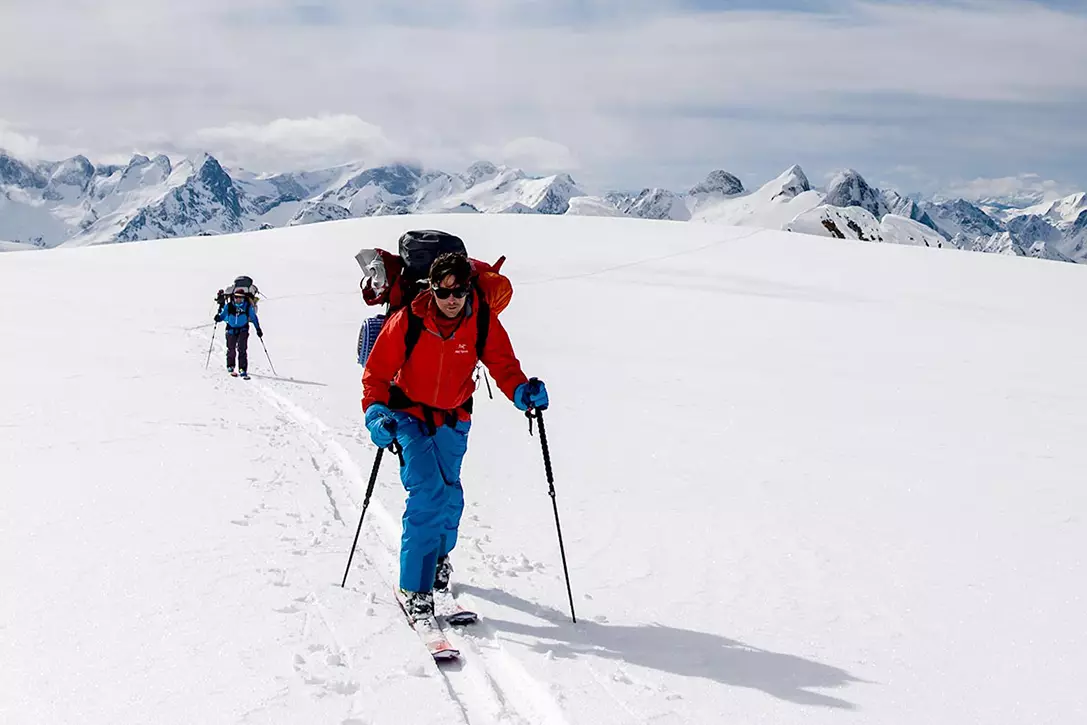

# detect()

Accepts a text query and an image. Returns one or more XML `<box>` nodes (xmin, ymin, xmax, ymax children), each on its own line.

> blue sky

<box><xmin>1</xmin><ymin>0</ymin><xmax>1085</xmax><ymax>200</ymax></box>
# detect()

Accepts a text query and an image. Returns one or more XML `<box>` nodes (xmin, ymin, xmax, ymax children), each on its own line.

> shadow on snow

<box><xmin>458</xmin><ymin>584</ymin><xmax>869</xmax><ymax>710</ymax></box>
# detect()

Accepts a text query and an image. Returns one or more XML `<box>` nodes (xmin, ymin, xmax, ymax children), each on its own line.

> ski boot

<box><xmin>434</xmin><ymin>556</ymin><xmax>452</xmax><ymax>592</ymax></box>
<box><xmin>399</xmin><ymin>588</ymin><xmax>435</xmax><ymax>623</ymax></box>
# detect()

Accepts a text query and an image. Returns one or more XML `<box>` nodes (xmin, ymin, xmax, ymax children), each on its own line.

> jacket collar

<box><xmin>410</xmin><ymin>288</ymin><xmax>475</xmax><ymax>332</ymax></box>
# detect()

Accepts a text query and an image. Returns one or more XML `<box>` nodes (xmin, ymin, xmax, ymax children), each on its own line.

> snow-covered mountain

<box><xmin>566</xmin><ymin>195</ymin><xmax>626</xmax><ymax>217</ymax></box>
<box><xmin>921</xmin><ymin>199</ymin><xmax>1004</xmax><ymax>240</ymax></box>
<box><xmin>0</xmin><ymin>150</ymin><xmax>585</xmax><ymax>249</ymax></box>
<box><xmin>690</xmin><ymin>165</ymin><xmax>823</xmax><ymax>229</ymax></box>
<box><xmin>786</xmin><ymin>206</ymin><xmax>950</xmax><ymax>249</ymax></box>
<box><xmin>609</xmin><ymin>188</ymin><xmax>692</xmax><ymax>221</ymax></box>
<box><xmin>2</xmin><ymin>147</ymin><xmax>1084</xmax><ymax>265</ymax></box>
<box><xmin>1007</xmin><ymin>192</ymin><xmax>1087</xmax><ymax>227</ymax></box>
<box><xmin>880</xmin><ymin>190</ymin><xmax>940</xmax><ymax>232</ymax></box>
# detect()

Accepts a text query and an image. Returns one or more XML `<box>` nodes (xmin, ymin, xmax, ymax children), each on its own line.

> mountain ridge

<box><xmin>1</xmin><ymin>148</ymin><xmax>1084</xmax><ymax>264</ymax></box>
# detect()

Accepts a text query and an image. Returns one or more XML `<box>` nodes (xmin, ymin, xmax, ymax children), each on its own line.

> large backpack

<box><xmin>355</xmin><ymin>230</ymin><xmax>511</xmax><ymax>367</ymax></box>
<box><xmin>215</xmin><ymin>275</ymin><xmax>261</xmax><ymax>314</ymax></box>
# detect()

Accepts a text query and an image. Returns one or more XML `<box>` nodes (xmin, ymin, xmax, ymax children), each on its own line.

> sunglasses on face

<box><xmin>431</xmin><ymin>283</ymin><xmax>469</xmax><ymax>300</ymax></box>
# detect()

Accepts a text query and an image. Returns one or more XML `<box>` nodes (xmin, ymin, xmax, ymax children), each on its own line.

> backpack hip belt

<box><xmin>387</xmin><ymin>385</ymin><xmax>473</xmax><ymax>437</ymax></box>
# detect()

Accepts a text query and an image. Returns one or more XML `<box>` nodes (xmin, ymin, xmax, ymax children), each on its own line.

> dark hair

<box><xmin>428</xmin><ymin>252</ymin><xmax>472</xmax><ymax>287</ymax></box>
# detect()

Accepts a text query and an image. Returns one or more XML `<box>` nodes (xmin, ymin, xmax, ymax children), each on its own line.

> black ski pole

<box><xmin>341</xmin><ymin>440</ymin><xmax>399</xmax><ymax>588</ymax></box>
<box><xmin>258</xmin><ymin>336</ymin><xmax>278</xmax><ymax>376</ymax></box>
<box><xmin>526</xmin><ymin>405</ymin><xmax>576</xmax><ymax>623</ymax></box>
<box><xmin>205</xmin><ymin>322</ymin><xmax>218</xmax><ymax>369</ymax></box>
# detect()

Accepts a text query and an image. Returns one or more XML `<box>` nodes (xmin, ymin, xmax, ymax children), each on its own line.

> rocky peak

<box><xmin>769</xmin><ymin>164</ymin><xmax>811</xmax><ymax>201</ymax></box>
<box><xmin>690</xmin><ymin>170</ymin><xmax>744</xmax><ymax>197</ymax></box>
<box><xmin>824</xmin><ymin>169</ymin><xmax>888</xmax><ymax>219</ymax></box>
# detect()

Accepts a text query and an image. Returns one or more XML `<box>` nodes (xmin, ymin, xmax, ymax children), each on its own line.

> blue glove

<box><xmin>364</xmin><ymin>403</ymin><xmax>398</xmax><ymax>448</ymax></box>
<box><xmin>514</xmin><ymin>378</ymin><xmax>549</xmax><ymax>411</ymax></box>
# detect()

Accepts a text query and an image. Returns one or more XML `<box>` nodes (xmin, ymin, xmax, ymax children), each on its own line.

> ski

<box><xmin>393</xmin><ymin>587</ymin><xmax>460</xmax><ymax>662</ymax></box>
<box><xmin>435</xmin><ymin>587</ymin><xmax>478</xmax><ymax>626</ymax></box>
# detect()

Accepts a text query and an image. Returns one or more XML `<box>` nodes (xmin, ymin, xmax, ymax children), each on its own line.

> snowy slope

<box><xmin>0</xmin><ymin>238</ymin><xmax>38</xmax><ymax>252</ymax></box>
<box><xmin>785</xmin><ymin>204</ymin><xmax>884</xmax><ymax>242</ymax></box>
<box><xmin>878</xmin><ymin>214</ymin><xmax>951</xmax><ymax>247</ymax></box>
<box><xmin>788</xmin><ymin>207</ymin><xmax>951</xmax><ymax>249</ymax></box>
<box><xmin>693</xmin><ymin>165</ymin><xmax>823</xmax><ymax>228</ymax></box>
<box><xmin>565</xmin><ymin>196</ymin><xmax>626</xmax><ymax>217</ymax></box>
<box><xmin>3</xmin><ymin>214</ymin><xmax>1086</xmax><ymax>725</ymax></box>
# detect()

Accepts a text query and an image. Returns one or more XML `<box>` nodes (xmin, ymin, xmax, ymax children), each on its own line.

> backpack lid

<box><xmin>228</xmin><ymin>275</ymin><xmax>259</xmax><ymax>299</ymax></box>
<box><xmin>398</xmin><ymin>230</ymin><xmax>466</xmax><ymax>282</ymax></box>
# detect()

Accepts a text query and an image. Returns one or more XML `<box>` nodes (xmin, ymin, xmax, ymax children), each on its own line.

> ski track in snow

<box><xmin>201</xmin><ymin>325</ymin><xmax>575</xmax><ymax>725</ymax></box>
<box><xmin>202</xmin><ymin>350</ymin><xmax>375</xmax><ymax>721</ymax></box>
<box><xmin>255</xmin><ymin>384</ymin><xmax>573</xmax><ymax>725</ymax></box>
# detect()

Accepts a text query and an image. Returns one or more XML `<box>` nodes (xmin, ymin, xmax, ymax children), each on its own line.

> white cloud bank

<box><xmin>0</xmin><ymin>0</ymin><xmax>1084</xmax><ymax>191</ymax></box>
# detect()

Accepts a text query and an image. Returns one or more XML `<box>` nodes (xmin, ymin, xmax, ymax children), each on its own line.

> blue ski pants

<box><xmin>389</xmin><ymin>412</ymin><xmax>470</xmax><ymax>592</ymax></box>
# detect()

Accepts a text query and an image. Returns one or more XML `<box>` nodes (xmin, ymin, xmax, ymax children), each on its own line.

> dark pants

<box><xmin>226</xmin><ymin>327</ymin><xmax>249</xmax><ymax>371</ymax></box>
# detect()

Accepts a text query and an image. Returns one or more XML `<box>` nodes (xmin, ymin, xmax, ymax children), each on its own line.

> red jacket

<box><xmin>362</xmin><ymin>289</ymin><xmax>529</xmax><ymax>426</ymax></box>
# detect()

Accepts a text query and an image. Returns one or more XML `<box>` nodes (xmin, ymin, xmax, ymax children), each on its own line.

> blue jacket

<box><xmin>218</xmin><ymin>300</ymin><xmax>260</xmax><ymax>331</ymax></box>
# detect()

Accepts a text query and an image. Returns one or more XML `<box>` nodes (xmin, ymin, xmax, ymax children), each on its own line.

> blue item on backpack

<box><xmin>358</xmin><ymin>314</ymin><xmax>387</xmax><ymax>366</ymax></box>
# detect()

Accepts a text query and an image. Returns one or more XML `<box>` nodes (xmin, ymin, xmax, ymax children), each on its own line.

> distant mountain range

<box><xmin>1</xmin><ymin>149</ymin><xmax>1084</xmax><ymax>263</ymax></box>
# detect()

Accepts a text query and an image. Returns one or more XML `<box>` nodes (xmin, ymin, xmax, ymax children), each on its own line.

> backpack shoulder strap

<box><xmin>474</xmin><ymin>285</ymin><xmax>491</xmax><ymax>360</ymax></box>
<box><xmin>403</xmin><ymin>307</ymin><xmax>424</xmax><ymax>362</ymax></box>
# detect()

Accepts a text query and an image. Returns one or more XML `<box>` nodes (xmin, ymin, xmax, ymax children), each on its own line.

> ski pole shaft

<box><xmin>205</xmin><ymin>322</ymin><xmax>218</xmax><ymax>369</ymax></box>
<box><xmin>529</xmin><ymin>408</ymin><xmax>577</xmax><ymax>623</ymax></box>
<box><xmin>259</xmin><ymin>336</ymin><xmax>278</xmax><ymax>376</ymax></box>
<box><xmin>341</xmin><ymin>440</ymin><xmax>399</xmax><ymax>588</ymax></box>
<box><xmin>342</xmin><ymin>446</ymin><xmax>384</xmax><ymax>588</ymax></box>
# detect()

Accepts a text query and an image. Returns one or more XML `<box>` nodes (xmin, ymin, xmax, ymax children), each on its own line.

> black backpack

<box><xmin>398</xmin><ymin>230</ymin><xmax>467</xmax><ymax>290</ymax></box>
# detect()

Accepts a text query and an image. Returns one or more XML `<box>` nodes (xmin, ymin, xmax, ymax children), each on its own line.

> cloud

<box><xmin>0</xmin><ymin>0</ymin><xmax>1085</xmax><ymax>192</ymax></box>
<box><xmin>190</xmin><ymin>115</ymin><xmax>399</xmax><ymax>170</ymax></box>
<box><xmin>471</xmin><ymin>137</ymin><xmax>580</xmax><ymax>174</ymax></box>
<box><xmin>943</xmin><ymin>173</ymin><xmax>1077</xmax><ymax>203</ymax></box>
<box><xmin>0</xmin><ymin>122</ymin><xmax>43</xmax><ymax>160</ymax></box>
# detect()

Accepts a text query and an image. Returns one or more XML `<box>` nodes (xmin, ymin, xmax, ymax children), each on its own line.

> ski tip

<box><xmin>432</xmin><ymin>647</ymin><xmax>461</xmax><ymax>662</ymax></box>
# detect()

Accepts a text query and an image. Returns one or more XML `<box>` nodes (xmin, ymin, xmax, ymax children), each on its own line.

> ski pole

<box><xmin>258</xmin><ymin>336</ymin><xmax>278</xmax><ymax>376</ymax></box>
<box><xmin>205</xmin><ymin>322</ymin><xmax>218</xmax><ymax>369</ymax></box>
<box><xmin>526</xmin><ymin>404</ymin><xmax>576</xmax><ymax>623</ymax></box>
<box><xmin>341</xmin><ymin>440</ymin><xmax>400</xmax><ymax>588</ymax></box>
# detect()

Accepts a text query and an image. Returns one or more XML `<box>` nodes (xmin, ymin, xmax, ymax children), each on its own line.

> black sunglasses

<box><xmin>431</xmin><ymin>283</ymin><xmax>469</xmax><ymax>300</ymax></box>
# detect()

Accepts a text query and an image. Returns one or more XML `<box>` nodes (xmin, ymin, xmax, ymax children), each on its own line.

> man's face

<box><xmin>432</xmin><ymin>274</ymin><xmax>468</xmax><ymax>318</ymax></box>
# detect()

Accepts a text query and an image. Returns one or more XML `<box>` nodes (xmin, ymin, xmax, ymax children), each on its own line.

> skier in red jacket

<box><xmin>362</xmin><ymin>252</ymin><xmax>549</xmax><ymax>622</ymax></box>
